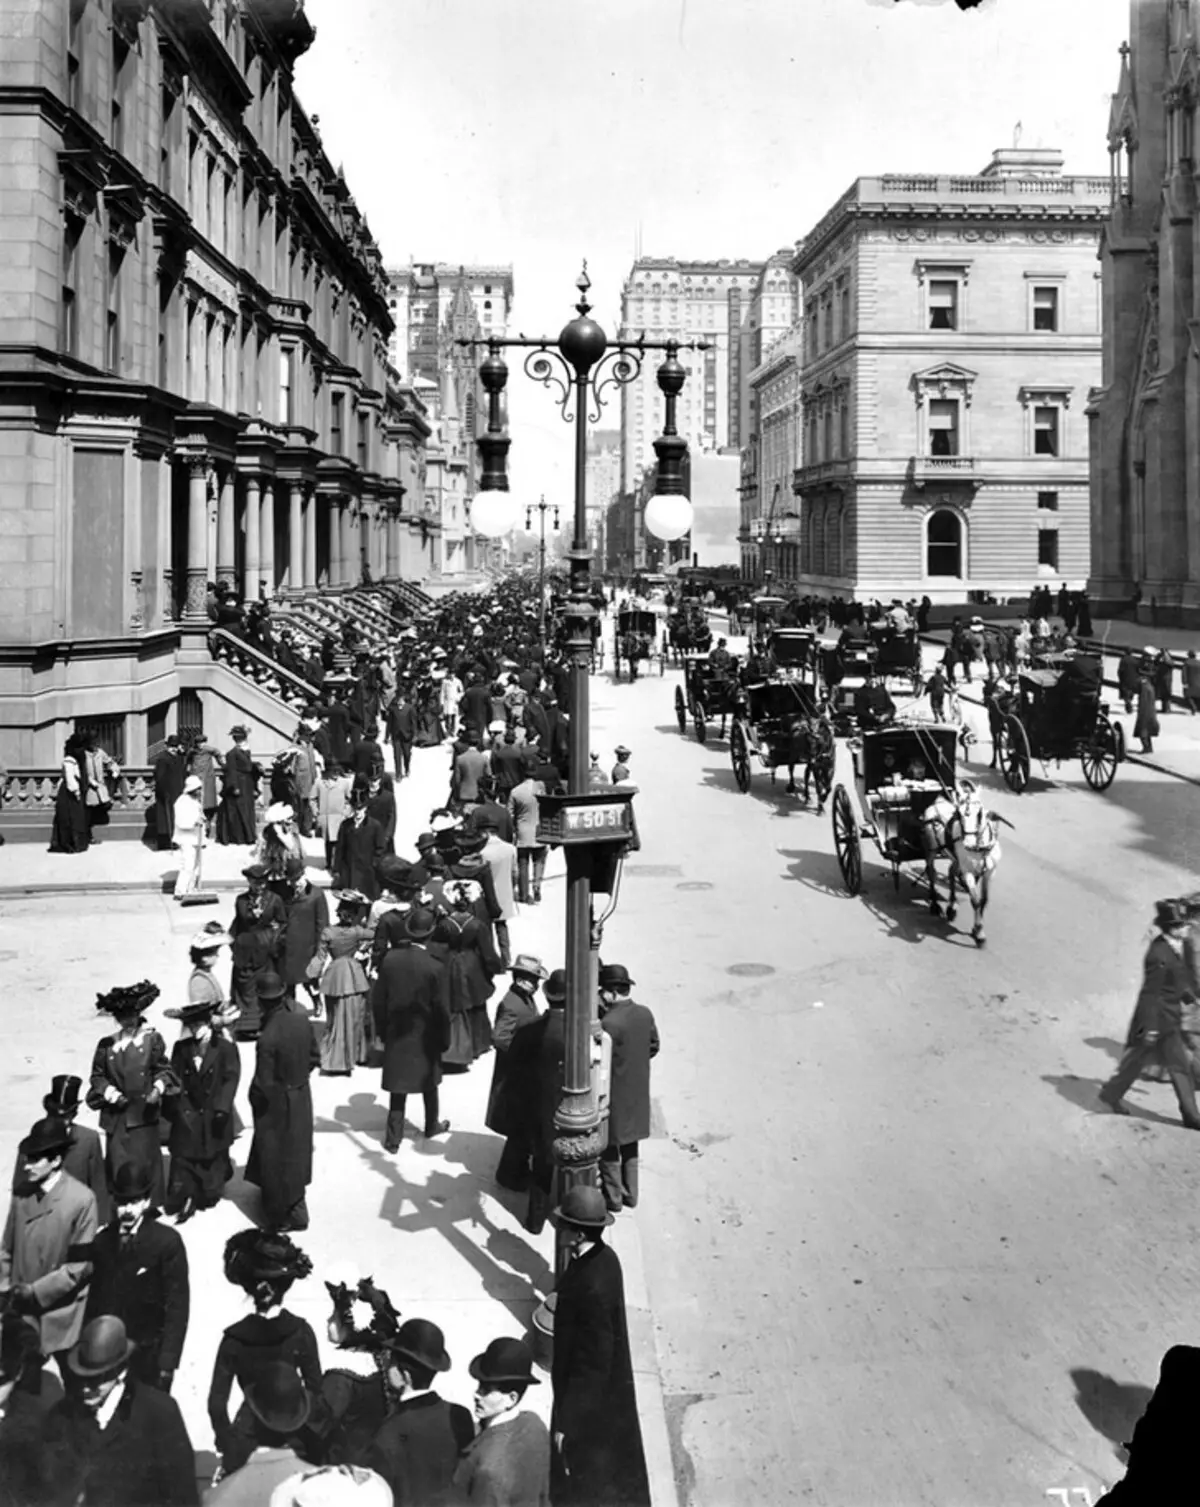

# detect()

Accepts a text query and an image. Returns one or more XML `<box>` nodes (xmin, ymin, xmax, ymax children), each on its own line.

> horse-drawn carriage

<box><xmin>867</xmin><ymin>622</ymin><xmax>923</xmax><ymax>693</ymax></box>
<box><xmin>728</xmin><ymin>677</ymin><xmax>833</xmax><ymax>808</ymax></box>
<box><xmin>821</xmin><ymin>638</ymin><xmax>874</xmax><ymax>735</ymax></box>
<box><xmin>763</xmin><ymin>628</ymin><xmax>822</xmax><ymax>686</ymax></box>
<box><xmin>831</xmin><ymin>722</ymin><xmax>1002</xmax><ymax>945</ymax></box>
<box><xmin>667</xmin><ymin>601</ymin><xmax>712</xmax><ymax>662</ymax></box>
<box><xmin>613</xmin><ymin>607</ymin><xmax>663</xmax><ymax>681</ymax></box>
<box><xmin>993</xmin><ymin>652</ymin><xmax>1123</xmax><ymax>793</ymax></box>
<box><xmin>747</xmin><ymin>596</ymin><xmax>788</xmax><ymax>653</ymax></box>
<box><xmin>675</xmin><ymin>651</ymin><xmax>742</xmax><ymax>743</ymax></box>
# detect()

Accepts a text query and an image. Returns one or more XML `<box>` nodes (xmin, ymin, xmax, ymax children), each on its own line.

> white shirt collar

<box><xmin>93</xmin><ymin>1377</ymin><xmax>128</xmax><ymax>1431</ymax></box>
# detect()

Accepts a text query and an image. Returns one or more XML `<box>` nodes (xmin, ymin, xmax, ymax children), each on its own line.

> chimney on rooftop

<box><xmin>979</xmin><ymin>147</ymin><xmax>1065</xmax><ymax>179</ymax></box>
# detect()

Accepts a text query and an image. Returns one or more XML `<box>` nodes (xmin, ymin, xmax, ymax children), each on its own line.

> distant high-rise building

<box><xmin>585</xmin><ymin>429</ymin><xmax>621</xmax><ymax>552</ymax></box>
<box><xmin>618</xmin><ymin>258</ymin><xmax>765</xmax><ymax>497</ymax></box>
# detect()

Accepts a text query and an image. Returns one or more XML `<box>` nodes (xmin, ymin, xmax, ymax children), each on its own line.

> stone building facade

<box><xmin>1089</xmin><ymin>1</ymin><xmax>1200</xmax><ymax>625</ymax></box>
<box><xmin>740</xmin><ymin>328</ymin><xmax>804</xmax><ymax>582</ymax></box>
<box><xmin>791</xmin><ymin>150</ymin><xmax>1106</xmax><ymax>603</ymax></box>
<box><xmin>0</xmin><ymin>0</ymin><xmax>432</xmax><ymax>766</ymax></box>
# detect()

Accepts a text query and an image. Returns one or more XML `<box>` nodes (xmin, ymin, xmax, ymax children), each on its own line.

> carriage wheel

<box><xmin>730</xmin><ymin>722</ymin><xmax>752</xmax><ymax>793</ymax></box>
<box><xmin>832</xmin><ymin>785</ymin><xmax>862</xmax><ymax>894</ymax></box>
<box><xmin>693</xmin><ymin>705</ymin><xmax>708</xmax><ymax>744</ymax></box>
<box><xmin>1081</xmin><ymin>715</ymin><xmax>1120</xmax><ymax>792</ymax></box>
<box><xmin>999</xmin><ymin>714</ymin><xmax>1030</xmax><ymax>794</ymax></box>
<box><xmin>675</xmin><ymin>685</ymin><xmax>687</xmax><ymax>735</ymax></box>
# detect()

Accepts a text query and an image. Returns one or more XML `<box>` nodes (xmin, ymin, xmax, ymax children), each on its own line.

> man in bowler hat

<box><xmin>12</xmin><ymin>1075</ymin><xmax>109</xmax><ymax>1225</ymax></box>
<box><xmin>40</xmin><ymin>1315</ymin><xmax>198</xmax><ymax>1505</ymax></box>
<box><xmin>84</xmin><ymin>1161</ymin><xmax>190</xmax><ymax>1392</ymax></box>
<box><xmin>245</xmin><ymin>972</ymin><xmax>320</xmax><ymax>1231</ymax></box>
<box><xmin>205</xmin><ymin>1360</ymin><xmax>314</xmax><ymax>1505</ymax></box>
<box><xmin>451</xmin><ymin>1336</ymin><xmax>550</xmax><ymax>1505</ymax></box>
<box><xmin>366</xmin><ymin>1318</ymin><xmax>473</xmax><ymax>1506</ymax></box>
<box><xmin>597</xmin><ymin>963</ymin><xmax>660</xmax><ymax>1214</ymax></box>
<box><xmin>504</xmin><ymin>967</ymin><xmax>567</xmax><ymax>1235</ymax></box>
<box><xmin>372</xmin><ymin>909</ymin><xmax>452</xmax><ymax>1150</ymax></box>
<box><xmin>550</xmin><ymin>1186</ymin><xmax>649</xmax><ymax>1507</ymax></box>
<box><xmin>0</xmin><ymin>1116</ymin><xmax>97</xmax><ymax>1382</ymax></box>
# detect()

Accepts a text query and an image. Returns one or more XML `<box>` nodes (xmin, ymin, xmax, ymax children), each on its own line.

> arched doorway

<box><xmin>926</xmin><ymin>508</ymin><xmax>963</xmax><ymax>578</ymax></box>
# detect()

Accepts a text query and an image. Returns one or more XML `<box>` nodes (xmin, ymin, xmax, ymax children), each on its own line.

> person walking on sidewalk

<box><xmin>1134</xmin><ymin>660</ymin><xmax>1160</xmax><ymax>753</ymax></box>
<box><xmin>451</xmin><ymin>1337</ymin><xmax>550</xmax><ymax>1507</ymax></box>
<box><xmin>1184</xmin><ymin>649</ymin><xmax>1200</xmax><ymax>715</ymax></box>
<box><xmin>153</xmin><ymin>735</ymin><xmax>186</xmax><ymax>851</ymax></box>
<box><xmin>486</xmin><ymin>957</ymin><xmax>546</xmax><ymax>1192</ymax></box>
<box><xmin>245</xmin><ymin>973</ymin><xmax>320</xmax><ymax>1233</ymax></box>
<box><xmin>367</xmin><ymin>1319</ymin><xmax>474</xmax><ymax>1507</ymax></box>
<box><xmin>1099</xmin><ymin>899</ymin><xmax>1200</xmax><ymax>1131</ymax></box>
<box><xmin>372</xmin><ymin>909</ymin><xmax>451</xmax><ymax>1151</ymax></box>
<box><xmin>172</xmin><ymin>776</ymin><xmax>206</xmax><ymax>900</ymax></box>
<box><xmin>549</xmin><ymin>1185</ymin><xmax>650</xmax><ymax>1507</ymax></box>
<box><xmin>1154</xmin><ymin>650</ymin><xmax>1175</xmax><ymax>714</ymax></box>
<box><xmin>1118</xmin><ymin>651</ymin><xmax>1141</xmax><ymax>715</ymax></box>
<box><xmin>597</xmin><ymin>963</ymin><xmax>659</xmax><ymax>1215</ymax></box>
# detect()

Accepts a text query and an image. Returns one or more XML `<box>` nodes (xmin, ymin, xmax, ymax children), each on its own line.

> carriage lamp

<box><xmin>644</xmin><ymin>348</ymin><xmax>693</xmax><ymax>542</ymax></box>
<box><xmin>471</xmin><ymin>344</ymin><xmax>519</xmax><ymax>538</ymax></box>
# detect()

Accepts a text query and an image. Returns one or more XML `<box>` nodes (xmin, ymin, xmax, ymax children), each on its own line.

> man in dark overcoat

<box><xmin>332</xmin><ymin>789</ymin><xmax>387</xmax><ymax>900</ymax></box>
<box><xmin>485</xmin><ymin>957</ymin><xmax>546</xmax><ymax>1192</ymax></box>
<box><xmin>597</xmin><ymin>963</ymin><xmax>660</xmax><ymax>1214</ymax></box>
<box><xmin>549</xmin><ymin>1186</ymin><xmax>649</xmax><ymax>1507</ymax></box>
<box><xmin>1099</xmin><ymin>898</ymin><xmax>1200</xmax><ymax>1129</ymax></box>
<box><xmin>163</xmin><ymin>997</ymin><xmax>240</xmax><ymax>1219</ymax></box>
<box><xmin>245</xmin><ymin>972</ymin><xmax>320</xmax><ymax>1231</ymax></box>
<box><xmin>367</xmin><ymin>1318</ymin><xmax>473</xmax><ymax>1506</ymax></box>
<box><xmin>386</xmin><ymin>686</ymin><xmax>418</xmax><ymax>780</ymax></box>
<box><xmin>229</xmin><ymin>864</ymin><xmax>288</xmax><ymax>1041</ymax></box>
<box><xmin>41</xmin><ymin>1315</ymin><xmax>198</xmax><ymax>1506</ymax></box>
<box><xmin>372</xmin><ymin>909</ymin><xmax>451</xmax><ymax>1151</ymax></box>
<box><xmin>505</xmin><ymin>970</ymin><xmax>566</xmax><ymax>1235</ymax></box>
<box><xmin>281</xmin><ymin>858</ymin><xmax>330</xmax><ymax>1006</ymax></box>
<box><xmin>84</xmin><ymin>1161</ymin><xmax>189</xmax><ymax>1391</ymax></box>
<box><xmin>153</xmin><ymin>735</ymin><xmax>186</xmax><ymax>850</ymax></box>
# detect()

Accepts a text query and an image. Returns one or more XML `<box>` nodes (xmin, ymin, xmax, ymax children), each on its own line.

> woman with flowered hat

<box><xmin>86</xmin><ymin>980</ymin><xmax>175</xmax><ymax>1205</ymax></box>
<box><xmin>163</xmin><ymin>982</ymin><xmax>240</xmax><ymax>1222</ymax></box>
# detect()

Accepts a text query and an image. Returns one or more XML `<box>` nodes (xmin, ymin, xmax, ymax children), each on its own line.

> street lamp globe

<box><xmin>471</xmin><ymin>489</ymin><xmax>520</xmax><ymax>538</ymax></box>
<box><xmin>644</xmin><ymin>492</ymin><xmax>693</xmax><ymax>542</ymax></box>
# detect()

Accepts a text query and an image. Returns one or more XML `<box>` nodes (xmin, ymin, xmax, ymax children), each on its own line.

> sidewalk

<box><xmin>0</xmin><ymin>734</ymin><xmax>679</xmax><ymax>1507</ymax></box>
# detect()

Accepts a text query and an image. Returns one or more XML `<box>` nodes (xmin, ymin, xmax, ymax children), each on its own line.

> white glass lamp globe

<box><xmin>470</xmin><ymin>490</ymin><xmax>520</xmax><ymax>538</ymax></box>
<box><xmin>644</xmin><ymin>493</ymin><xmax>693</xmax><ymax>542</ymax></box>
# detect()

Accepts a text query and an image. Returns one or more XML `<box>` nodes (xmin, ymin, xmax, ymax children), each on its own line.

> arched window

<box><xmin>926</xmin><ymin>509</ymin><xmax>963</xmax><ymax>577</ymax></box>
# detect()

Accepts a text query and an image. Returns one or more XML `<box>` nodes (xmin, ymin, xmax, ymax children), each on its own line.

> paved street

<box><xmin>3</xmin><ymin>622</ymin><xmax>1200</xmax><ymax>1505</ymax></box>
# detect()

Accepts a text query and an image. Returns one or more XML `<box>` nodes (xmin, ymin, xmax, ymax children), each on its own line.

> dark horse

<box><xmin>775</xmin><ymin>712</ymin><xmax>835</xmax><ymax>814</ymax></box>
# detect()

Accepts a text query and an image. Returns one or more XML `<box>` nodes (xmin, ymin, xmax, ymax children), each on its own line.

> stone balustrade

<box><xmin>208</xmin><ymin>629</ymin><xmax>316</xmax><ymax>709</ymax></box>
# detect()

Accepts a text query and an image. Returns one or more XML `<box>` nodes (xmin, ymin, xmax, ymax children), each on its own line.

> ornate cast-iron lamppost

<box><xmin>526</xmin><ymin>494</ymin><xmax>560</xmax><ymax>647</ymax></box>
<box><xmin>460</xmin><ymin>268</ymin><xmax>705</xmax><ymax>1281</ymax></box>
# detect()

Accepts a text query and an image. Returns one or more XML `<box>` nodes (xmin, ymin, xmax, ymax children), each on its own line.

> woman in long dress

<box><xmin>216</xmin><ymin>725</ymin><xmax>260</xmax><ymax>845</ymax></box>
<box><xmin>255</xmin><ymin>802</ymin><xmax>305</xmax><ymax>904</ymax></box>
<box><xmin>317</xmin><ymin>893</ymin><xmax>376</xmax><ymax>1074</ymax></box>
<box><xmin>86</xmin><ymin>979</ymin><xmax>175</xmax><ymax>1206</ymax></box>
<box><xmin>82</xmin><ymin>731</ymin><xmax>121</xmax><ymax>843</ymax></box>
<box><xmin>432</xmin><ymin>879</ymin><xmax>499</xmax><ymax>1069</ymax></box>
<box><xmin>48</xmin><ymin>730</ymin><xmax>91</xmax><ymax>853</ymax></box>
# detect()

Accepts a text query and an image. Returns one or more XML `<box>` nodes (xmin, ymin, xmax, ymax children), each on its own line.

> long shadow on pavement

<box><xmin>1069</xmin><ymin>1367</ymin><xmax>1152</xmax><ymax>1462</ymax></box>
<box><xmin>1042</xmin><ymin>1072</ymin><xmax>1182</xmax><ymax>1128</ymax></box>
<box><xmin>313</xmin><ymin>1110</ymin><xmax>553</xmax><ymax>1330</ymax></box>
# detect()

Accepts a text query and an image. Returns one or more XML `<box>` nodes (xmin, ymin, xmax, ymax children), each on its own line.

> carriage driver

<box><xmin>854</xmin><ymin>668</ymin><xmax>896</xmax><ymax>731</ymax></box>
<box><xmin>708</xmin><ymin>637</ymin><xmax>733</xmax><ymax>672</ymax></box>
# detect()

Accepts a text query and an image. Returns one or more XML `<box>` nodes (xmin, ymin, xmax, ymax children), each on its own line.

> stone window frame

<box><xmin>1025</xmin><ymin>272</ymin><xmax>1066</xmax><ymax>334</ymax></box>
<box><xmin>1020</xmin><ymin>385</ymin><xmax>1072</xmax><ymax>458</ymax></box>
<box><xmin>913</xmin><ymin>365</ymin><xmax>976</xmax><ymax>456</ymax></box>
<box><xmin>914</xmin><ymin>260</ymin><xmax>972</xmax><ymax>333</ymax></box>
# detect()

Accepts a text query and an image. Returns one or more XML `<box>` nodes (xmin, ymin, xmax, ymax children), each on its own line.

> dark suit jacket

<box><xmin>372</xmin><ymin>945</ymin><xmax>451</xmax><ymax>1094</ymax></box>
<box><xmin>84</xmin><ymin>1214</ymin><xmax>190</xmax><ymax>1375</ymax></box>
<box><xmin>386</xmin><ymin>699</ymin><xmax>418</xmax><ymax>743</ymax></box>
<box><xmin>351</xmin><ymin>737</ymin><xmax>384</xmax><ymax>778</ymax></box>
<box><xmin>601</xmin><ymin>998</ymin><xmax>660</xmax><ymax>1146</ymax></box>
<box><xmin>367</xmin><ymin>1391</ymin><xmax>474</xmax><ymax>1507</ymax></box>
<box><xmin>1126</xmin><ymin>935</ymin><xmax>1198</xmax><ymax>1061</ymax></box>
<box><xmin>45</xmin><ymin>1378</ymin><xmax>198</xmax><ymax>1506</ymax></box>
<box><xmin>245</xmin><ymin>1005</ymin><xmax>319</xmax><ymax>1213</ymax></box>
<box><xmin>505</xmin><ymin>1008</ymin><xmax>565</xmax><ymax>1161</ymax></box>
<box><xmin>550</xmin><ymin>1242</ymin><xmax>648</xmax><ymax>1506</ymax></box>
<box><xmin>167</xmin><ymin>1033</ymin><xmax>240</xmax><ymax>1162</ymax></box>
<box><xmin>459</xmin><ymin>683</ymin><xmax>493</xmax><ymax>732</ymax></box>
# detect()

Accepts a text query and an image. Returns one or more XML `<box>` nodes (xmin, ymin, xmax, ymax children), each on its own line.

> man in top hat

<box><xmin>172</xmin><ymin>774</ymin><xmax>206</xmax><ymax>900</ymax></box>
<box><xmin>83</xmin><ymin>1160</ymin><xmax>189</xmax><ymax>1393</ymax></box>
<box><xmin>451</xmin><ymin>1337</ymin><xmax>549</xmax><ymax>1506</ymax></box>
<box><xmin>205</xmin><ymin>1360</ymin><xmax>314</xmax><ymax>1505</ymax></box>
<box><xmin>41</xmin><ymin>1315</ymin><xmax>198</xmax><ymax>1506</ymax></box>
<box><xmin>708</xmin><ymin>636</ymin><xmax>732</xmax><ymax>672</ymax></box>
<box><xmin>12</xmin><ymin>1076</ymin><xmax>108</xmax><ymax>1226</ymax></box>
<box><xmin>1100</xmin><ymin>899</ymin><xmax>1200</xmax><ymax>1130</ymax></box>
<box><xmin>245</xmin><ymin>972</ymin><xmax>321</xmax><ymax>1232</ymax></box>
<box><xmin>0</xmin><ymin>1116</ymin><xmax>98</xmax><ymax>1380</ymax></box>
<box><xmin>366</xmin><ymin>1318</ymin><xmax>473</xmax><ymax>1507</ymax></box>
<box><xmin>550</xmin><ymin>1185</ymin><xmax>649</xmax><ymax>1507</ymax></box>
<box><xmin>163</xmin><ymin>991</ymin><xmax>241</xmax><ymax>1221</ymax></box>
<box><xmin>611</xmin><ymin>745</ymin><xmax>632</xmax><ymax>784</ymax></box>
<box><xmin>597</xmin><ymin>963</ymin><xmax>660</xmax><ymax>1214</ymax></box>
<box><xmin>153</xmin><ymin>735</ymin><xmax>186</xmax><ymax>851</ymax></box>
<box><xmin>485</xmin><ymin>957</ymin><xmax>547</xmax><ymax>1193</ymax></box>
<box><xmin>372</xmin><ymin>910</ymin><xmax>452</xmax><ymax>1151</ymax></box>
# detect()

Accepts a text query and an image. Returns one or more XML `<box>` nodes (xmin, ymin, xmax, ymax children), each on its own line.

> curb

<box><xmin>614</xmin><ymin>1211</ymin><xmax>679</xmax><ymax>1507</ymax></box>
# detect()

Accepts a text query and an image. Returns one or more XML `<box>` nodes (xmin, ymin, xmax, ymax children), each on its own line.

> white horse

<box><xmin>918</xmin><ymin>778</ymin><xmax>1006</xmax><ymax>946</ymax></box>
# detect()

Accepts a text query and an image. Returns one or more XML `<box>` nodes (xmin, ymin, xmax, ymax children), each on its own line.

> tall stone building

<box><xmin>0</xmin><ymin>0</ymin><xmax>432</xmax><ymax>768</ymax></box>
<box><xmin>585</xmin><ymin>428</ymin><xmax>621</xmax><ymax>555</ymax></box>
<box><xmin>1089</xmin><ymin>1</ymin><xmax>1200</xmax><ymax>624</ymax></box>
<box><xmin>740</xmin><ymin>328</ymin><xmax>804</xmax><ymax>581</ymax></box>
<box><xmin>791</xmin><ymin>149</ymin><xmax>1106</xmax><ymax>602</ymax></box>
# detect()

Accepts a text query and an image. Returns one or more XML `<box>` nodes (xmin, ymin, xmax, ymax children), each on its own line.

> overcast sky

<box><xmin>295</xmin><ymin>0</ymin><xmax>1130</xmax><ymax>509</ymax></box>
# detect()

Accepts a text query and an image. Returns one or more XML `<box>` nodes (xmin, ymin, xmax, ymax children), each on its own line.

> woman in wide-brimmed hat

<box><xmin>217</xmin><ymin>725</ymin><xmax>262</xmax><ymax>846</ymax></box>
<box><xmin>208</xmin><ymin>1228</ymin><xmax>321</xmax><ymax>1477</ymax></box>
<box><xmin>163</xmin><ymin>990</ymin><xmax>241</xmax><ymax>1222</ymax></box>
<box><xmin>255</xmin><ymin>801</ymin><xmax>306</xmax><ymax>904</ymax></box>
<box><xmin>316</xmin><ymin>891</ymin><xmax>378</xmax><ymax>1075</ymax></box>
<box><xmin>86</xmin><ymin>980</ymin><xmax>176</xmax><ymax>1206</ymax></box>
